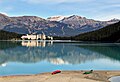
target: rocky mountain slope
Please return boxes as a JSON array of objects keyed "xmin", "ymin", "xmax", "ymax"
[
  {"xmin": 0, "ymin": 13, "xmax": 119, "ymax": 36},
  {"xmin": 61, "ymin": 15, "xmax": 119, "ymax": 29}
]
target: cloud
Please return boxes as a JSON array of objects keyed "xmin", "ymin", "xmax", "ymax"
[
  {"xmin": 93, "ymin": 14, "xmax": 120, "ymax": 21},
  {"xmin": 3, "ymin": 6, "xmax": 13, "ymax": 11},
  {"xmin": 0, "ymin": 6, "xmax": 13, "ymax": 16},
  {"xmin": 100, "ymin": 4, "xmax": 120, "ymax": 10},
  {"xmin": 101, "ymin": 14, "xmax": 120, "ymax": 21},
  {"xmin": 104, "ymin": 0, "xmax": 120, "ymax": 4},
  {"xmin": 22, "ymin": 0, "xmax": 92, "ymax": 4}
]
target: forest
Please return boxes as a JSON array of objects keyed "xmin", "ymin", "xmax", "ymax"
[
  {"xmin": 74, "ymin": 21, "xmax": 120, "ymax": 42},
  {"xmin": 0, "ymin": 30, "xmax": 22, "ymax": 40}
]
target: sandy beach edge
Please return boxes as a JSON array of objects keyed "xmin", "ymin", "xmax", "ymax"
[{"xmin": 0, "ymin": 70, "xmax": 120, "ymax": 82}]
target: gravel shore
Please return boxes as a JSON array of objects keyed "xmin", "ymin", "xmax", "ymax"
[{"xmin": 0, "ymin": 71, "xmax": 120, "ymax": 82}]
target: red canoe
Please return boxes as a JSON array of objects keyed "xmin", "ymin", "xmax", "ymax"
[{"xmin": 52, "ymin": 70, "xmax": 61, "ymax": 75}]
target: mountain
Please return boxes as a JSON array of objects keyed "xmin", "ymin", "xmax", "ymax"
[
  {"xmin": 47, "ymin": 16, "xmax": 66, "ymax": 21},
  {"xmin": 3, "ymin": 16, "xmax": 71, "ymax": 36},
  {"xmin": 1, "ymin": 14, "xmax": 74, "ymax": 36},
  {"xmin": 0, "ymin": 13, "xmax": 119, "ymax": 36},
  {"xmin": 74, "ymin": 21, "xmax": 120, "ymax": 42},
  {"xmin": 61, "ymin": 15, "xmax": 118, "ymax": 29},
  {"xmin": 0, "ymin": 13, "xmax": 13, "ymax": 29}
]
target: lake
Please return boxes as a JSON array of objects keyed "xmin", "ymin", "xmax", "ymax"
[{"xmin": 0, "ymin": 40, "xmax": 120, "ymax": 76}]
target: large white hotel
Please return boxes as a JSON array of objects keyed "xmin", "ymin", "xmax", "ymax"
[{"xmin": 21, "ymin": 34, "xmax": 53, "ymax": 40}]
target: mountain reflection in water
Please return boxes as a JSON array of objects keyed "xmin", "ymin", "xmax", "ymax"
[{"xmin": 0, "ymin": 41, "xmax": 120, "ymax": 66}]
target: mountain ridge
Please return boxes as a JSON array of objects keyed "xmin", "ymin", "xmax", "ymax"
[{"xmin": 0, "ymin": 13, "xmax": 119, "ymax": 36}]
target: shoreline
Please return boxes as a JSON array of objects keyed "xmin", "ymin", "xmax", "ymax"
[{"xmin": 0, "ymin": 70, "xmax": 120, "ymax": 82}]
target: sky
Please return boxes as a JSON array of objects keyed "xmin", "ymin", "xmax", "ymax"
[{"xmin": 0, "ymin": 0, "xmax": 120, "ymax": 21}]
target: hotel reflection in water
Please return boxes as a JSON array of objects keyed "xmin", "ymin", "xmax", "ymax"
[{"xmin": 21, "ymin": 40, "xmax": 53, "ymax": 47}]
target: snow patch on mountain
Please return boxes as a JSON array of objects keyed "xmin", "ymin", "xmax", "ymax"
[{"xmin": 47, "ymin": 16, "xmax": 67, "ymax": 21}]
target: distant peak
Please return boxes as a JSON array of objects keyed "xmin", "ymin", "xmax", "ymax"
[
  {"xmin": 66, "ymin": 15, "xmax": 84, "ymax": 19},
  {"xmin": 11, "ymin": 15, "xmax": 45, "ymax": 21},
  {"xmin": 71, "ymin": 15, "xmax": 80, "ymax": 17},
  {"xmin": 15, "ymin": 16, "xmax": 42, "ymax": 18},
  {"xmin": 71, "ymin": 15, "xmax": 82, "ymax": 17},
  {"xmin": 0, "ymin": 13, "xmax": 8, "ymax": 17},
  {"xmin": 108, "ymin": 18, "xmax": 120, "ymax": 22},
  {"xmin": 111, "ymin": 18, "xmax": 120, "ymax": 20},
  {"xmin": 47, "ymin": 15, "xmax": 66, "ymax": 21}
]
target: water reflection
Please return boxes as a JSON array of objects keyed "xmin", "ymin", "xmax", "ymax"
[
  {"xmin": 21, "ymin": 40, "xmax": 53, "ymax": 47},
  {"xmin": 0, "ymin": 41, "xmax": 120, "ymax": 66},
  {"xmin": 76, "ymin": 44, "xmax": 120, "ymax": 61}
]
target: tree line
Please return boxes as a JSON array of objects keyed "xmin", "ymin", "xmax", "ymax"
[
  {"xmin": 0, "ymin": 30, "xmax": 22, "ymax": 40},
  {"xmin": 74, "ymin": 21, "xmax": 120, "ymax": 42}
]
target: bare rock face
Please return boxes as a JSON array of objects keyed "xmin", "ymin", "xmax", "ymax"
[
  {"xmin": 0, "ymin": 13, "xmax": 119, "ymax": 36},
  {"xmin": 0, "ymin": 13, "xmax": 13, "ymax": 29},
  {"xmin": 61, "ymin": 15, "xmax": 119, "ymax": 29}
]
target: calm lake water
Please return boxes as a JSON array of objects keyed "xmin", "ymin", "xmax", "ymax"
[{"xmin": 0, "ymin": 40, "xmax": 120, "ymax": 76}]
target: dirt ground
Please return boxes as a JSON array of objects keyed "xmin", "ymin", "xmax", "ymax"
[{"xmin": 0, "ymin": 71, "xmax": 120, "ymax": 82}]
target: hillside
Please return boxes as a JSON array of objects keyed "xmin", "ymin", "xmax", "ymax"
[
  {"xmin": 0, "ymin": 13, "xmax": 119, "ymax": 36},
  {"xmin": 74, "ymin": 21, "xmax": 120, "ymax": 42},
  {"xmin": 0, "ymin": 30, "xmax": 22, "ymax": 40}
]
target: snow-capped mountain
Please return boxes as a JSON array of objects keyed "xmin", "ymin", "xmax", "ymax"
[
  {"xmin": 61, "ymin": 15, "xmax": 119, "ymax": 29},
  {"xmin": 47, "ymin": 16, "xmax": 66, "ymax": 21},
  {"xmin": 0, "ymin": 13, "xmax": 119, "ymax": 36}
]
